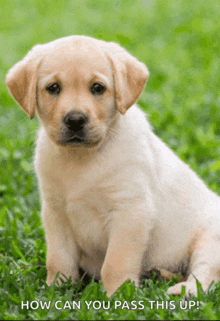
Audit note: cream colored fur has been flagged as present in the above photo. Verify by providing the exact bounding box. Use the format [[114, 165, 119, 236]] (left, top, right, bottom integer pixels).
[[6, 35, 220, 298]]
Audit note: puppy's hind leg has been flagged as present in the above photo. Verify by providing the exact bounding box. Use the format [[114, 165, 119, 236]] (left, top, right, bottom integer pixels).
[[168, 229, 220, 298]]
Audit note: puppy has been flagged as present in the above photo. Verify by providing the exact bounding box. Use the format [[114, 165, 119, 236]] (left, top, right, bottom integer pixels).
[[6, 35, 220, 298]]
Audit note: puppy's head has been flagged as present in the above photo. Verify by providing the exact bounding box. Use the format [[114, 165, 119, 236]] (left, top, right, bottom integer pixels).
[[6, 36, 149, 147]]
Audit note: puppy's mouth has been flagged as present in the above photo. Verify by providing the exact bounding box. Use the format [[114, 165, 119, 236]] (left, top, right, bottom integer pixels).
[[60, 135, 101, 147], [66, 136, 84, 143]]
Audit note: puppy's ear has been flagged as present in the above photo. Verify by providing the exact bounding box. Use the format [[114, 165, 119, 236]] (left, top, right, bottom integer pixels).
[[104, 42, 149, 114], [5, 45, 44, 119]]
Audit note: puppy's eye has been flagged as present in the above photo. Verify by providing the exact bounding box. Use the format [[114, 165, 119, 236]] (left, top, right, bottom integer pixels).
[[91, 83, 106, 95], [46, 83, 61, 95]]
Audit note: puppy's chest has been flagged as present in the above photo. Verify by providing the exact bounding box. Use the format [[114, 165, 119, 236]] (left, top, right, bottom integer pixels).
[[66, 188, 112, 255]]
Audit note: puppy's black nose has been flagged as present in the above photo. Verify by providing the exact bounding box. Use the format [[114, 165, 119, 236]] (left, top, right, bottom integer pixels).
[[63, 112, 88, 132]]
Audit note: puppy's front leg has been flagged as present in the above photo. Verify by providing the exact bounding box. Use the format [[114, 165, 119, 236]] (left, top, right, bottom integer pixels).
[[42, 205, 80, 286], [101, 206, 151, 297]]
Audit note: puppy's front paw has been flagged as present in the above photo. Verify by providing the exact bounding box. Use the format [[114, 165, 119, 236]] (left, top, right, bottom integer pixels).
[[167, 281, 198, 298], [47, 273, 64, 286], [46, 269, 72, 286]]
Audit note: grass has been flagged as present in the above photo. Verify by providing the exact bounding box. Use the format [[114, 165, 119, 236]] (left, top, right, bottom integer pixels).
[[1, 0, 220, 319]]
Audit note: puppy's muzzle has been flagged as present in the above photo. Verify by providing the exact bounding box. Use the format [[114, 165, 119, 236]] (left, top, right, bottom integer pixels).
[[62, 111, 89, 143]]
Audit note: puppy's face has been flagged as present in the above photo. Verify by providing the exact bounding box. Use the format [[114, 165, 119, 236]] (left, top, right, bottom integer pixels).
[[6, 36, 149, 148], [37, 39, 115, 147]]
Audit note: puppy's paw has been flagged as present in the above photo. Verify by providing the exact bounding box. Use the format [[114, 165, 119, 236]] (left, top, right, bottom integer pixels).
[[46, 272, 70, 286], [167, 281, 197, 298]]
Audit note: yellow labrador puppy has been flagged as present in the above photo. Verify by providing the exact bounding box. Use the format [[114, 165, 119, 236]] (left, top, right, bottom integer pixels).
[[6, 35, 220, 298]]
